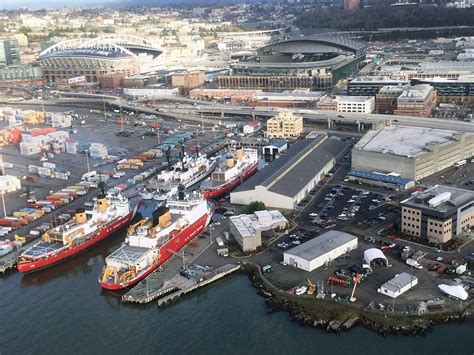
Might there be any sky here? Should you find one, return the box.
[1,0,119,10]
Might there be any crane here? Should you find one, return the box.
[349,274,363,303]
[127,219,147,235]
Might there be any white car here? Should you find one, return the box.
[436,256,443,261]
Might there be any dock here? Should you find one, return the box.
[122,233,215,304]
[0,253,17,273]
[157,264,240,307]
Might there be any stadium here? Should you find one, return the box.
[38,35,164,85]
[219,36,366,91]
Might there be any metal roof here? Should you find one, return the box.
[234,135,348,198]
[348,169,412,185]
[284,230,357,261]
[381,272,417,293]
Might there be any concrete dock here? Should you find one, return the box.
[157,264,240,307]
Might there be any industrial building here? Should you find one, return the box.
[283,230,358,272]
[400,185,474,244]
[380,273,418,298]
[346,170,415,190]
[38,35,164,85]
[231,134,348,209]
[347,76,409,96]
[219,36,366,91]
[262,140,288,162]
[266,111,304,139]
[352,126,474,181]
[317,95,375,113]
[229,210,288,252]
[393,84,437,117]
[0,64,43,87]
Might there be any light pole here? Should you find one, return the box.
[85,150,90,173]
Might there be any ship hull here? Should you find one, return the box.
[100,210,212,290]
[17,203,139,273]
[201,161,258,200]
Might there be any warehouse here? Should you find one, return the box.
[283,230,358,272]
[352,126,474,181]
[380,272,418,298]
[230,134,348,209]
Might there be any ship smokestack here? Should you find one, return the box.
[75,208,87,224]
[178,183,185,201]
[152,206,170,227]
[97,194,107,213]
[226,155,234,168]
[236,146,244,161]
[166,146,172,171]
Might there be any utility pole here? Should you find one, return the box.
[1,192,6,218]
[85,150,90,173]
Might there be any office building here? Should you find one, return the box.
[266,111,304,139]
[0,64,43,86]
[229,210,288,252]
[411,76,474,104]
[393,84,437,117]
[283,230,358,272]
[352,126,474,181]
[348,76,409,96]
[0,39,13,67]
[400,185,474,244]
[171,70,205,90]
[375,86,405,114]
[318,95,375,113]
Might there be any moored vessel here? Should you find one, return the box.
[17,192,139,273]
[99,185,213,290]
[200,146,258,199]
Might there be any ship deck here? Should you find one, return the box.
[23,242,64,259]
[108,245,147,264]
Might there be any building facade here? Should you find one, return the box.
[352,126,474,181]
[375,86,405,114]
[229,210,288,252]
[171,70,205,89]
[348,76,409,96]
[400,185,474,244]
[266,111,303,139]
[317,95,375,113]
[393,84,437,117]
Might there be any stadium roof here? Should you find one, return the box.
[40,48,133,59]
[234,134,348,198]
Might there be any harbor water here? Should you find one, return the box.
[0,205,473,354]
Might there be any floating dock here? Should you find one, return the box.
[0,253,17,273]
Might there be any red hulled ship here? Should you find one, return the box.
[200,147,258,199]
[17,192,139,273]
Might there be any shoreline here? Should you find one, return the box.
[239,263,473,335]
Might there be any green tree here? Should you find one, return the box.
[240,201,266,214]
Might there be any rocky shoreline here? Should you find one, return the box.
[240,264,473,336]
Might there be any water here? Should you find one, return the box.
[0,204,472,354]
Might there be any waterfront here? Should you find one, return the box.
[0,232,473,355]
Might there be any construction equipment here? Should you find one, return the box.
[127,219,147,235]
[349,274,364,302]
[15,235,27,243]
[306,278,316,295]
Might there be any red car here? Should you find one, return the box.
[388,235,398,240]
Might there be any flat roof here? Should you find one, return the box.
[354,126,474,158]
[348,169,412,185]
[398,84,433,100]
[234,135,347,198]
[402,185,474,213]
[230,210,288,239]
[284,230,357,261]
[381,272,417,293]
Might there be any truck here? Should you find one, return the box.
[406,258,423,269]
[216,237,224,247]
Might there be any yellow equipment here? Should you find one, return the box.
[127,219,147,235]
[306,278,316,295]
[15,235,27,243]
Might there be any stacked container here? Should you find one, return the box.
[89,143,108,160]
[65,139,78,154]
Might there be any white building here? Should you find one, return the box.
[283,230,358,272]
[380,272,418,298]
[242,120,261,134]
[336,96,375,114]
[229,210,288,252]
